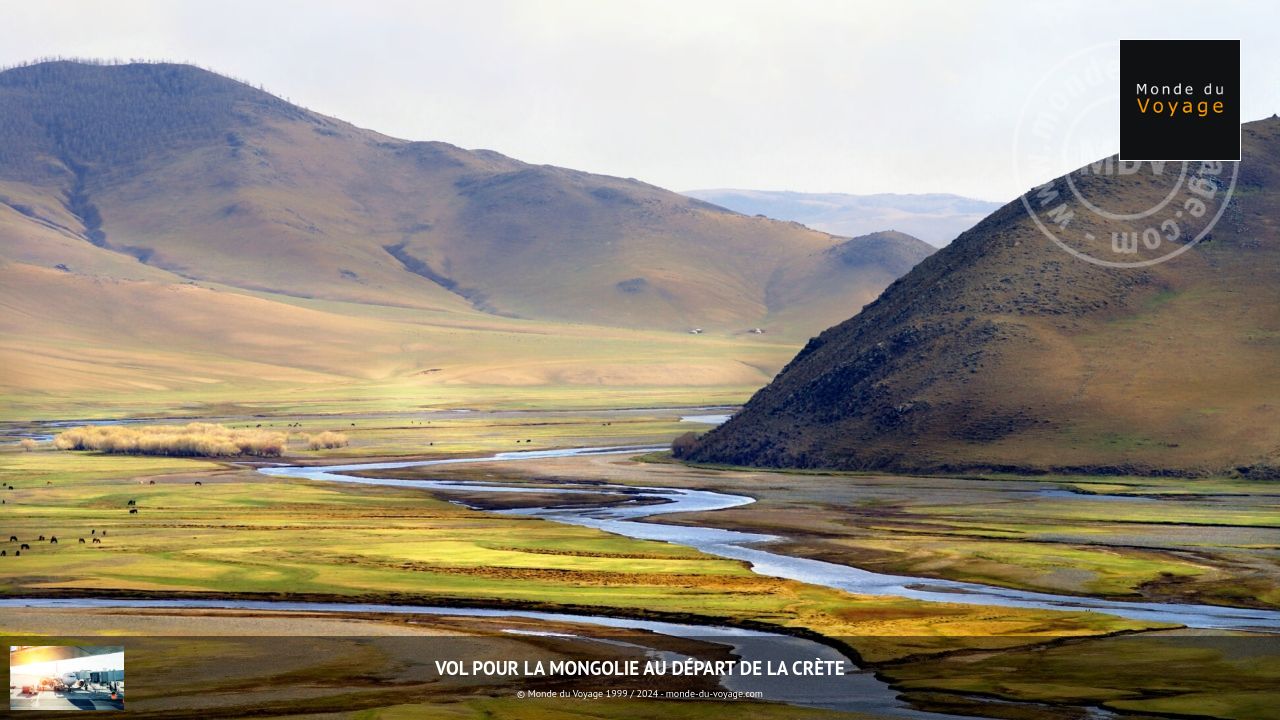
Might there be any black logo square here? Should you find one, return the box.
[1120,40,1240,161]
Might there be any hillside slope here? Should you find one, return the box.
[688,118,1280,476]
[765,231,934,330]
[0,61,930,337]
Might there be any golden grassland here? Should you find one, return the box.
[306,430,349,450]
[0,261,796,423]
[11,408,712,463]
[53,412,690,458]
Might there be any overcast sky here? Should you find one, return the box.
[2,1,1277,200]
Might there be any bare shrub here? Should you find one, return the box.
[19,438,37,452]
[54,423,286,457]
[307,431,349,450]
[671,431,700,459]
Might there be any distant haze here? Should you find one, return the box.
[0,2,1276,200]
[683,190,1000,247]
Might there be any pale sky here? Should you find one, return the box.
[1,0,1277,200]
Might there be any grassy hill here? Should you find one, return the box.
[688,118,1280,477]
[0,61,930,333]
[0,60,933,414]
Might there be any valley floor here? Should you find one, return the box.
[2,406,1278,719]
[454,453,1280,612]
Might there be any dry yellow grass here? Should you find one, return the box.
[53,422,286,457]
[0,262,794,421]
[306,431,349,450]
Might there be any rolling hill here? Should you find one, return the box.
[0,60,930,334]
[0,60,933,412]
[683,189,1000,247]
[687,117,1280,477]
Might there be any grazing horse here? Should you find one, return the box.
[49,536,57,544]
[92,529,96,534]
[19,543,30,550]
[92,538,101,544]
[194,481,202,486]
[37,535,44,541]
[126,500,135,506]
[79,538,86,544]
[8,535,16,542]
[129,508,138,514]
[148,480,155,485]
[1,550,5,556]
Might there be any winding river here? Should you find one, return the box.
[258,445,1280,633]
[9,442,1276,718]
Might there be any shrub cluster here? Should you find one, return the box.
[671,431,700,458]
[306,431,349,450]
[54,423,287,457]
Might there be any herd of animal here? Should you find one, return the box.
[5,526,108,556]
[3,479,201,556]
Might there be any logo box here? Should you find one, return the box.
[1119,39,1240,161]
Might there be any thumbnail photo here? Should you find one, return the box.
[9,646,124,711]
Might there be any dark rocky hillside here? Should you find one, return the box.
[687,117,1280,476]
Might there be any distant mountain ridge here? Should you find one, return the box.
[683,189,1000,247]
[0,61,932,338]
[0,60,936,401]
[687,118,1280,477]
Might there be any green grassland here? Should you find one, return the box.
[483,453,1280,611]
[888,631,1280,720]
[4,416,1279,719]
[0,448,1156,666]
